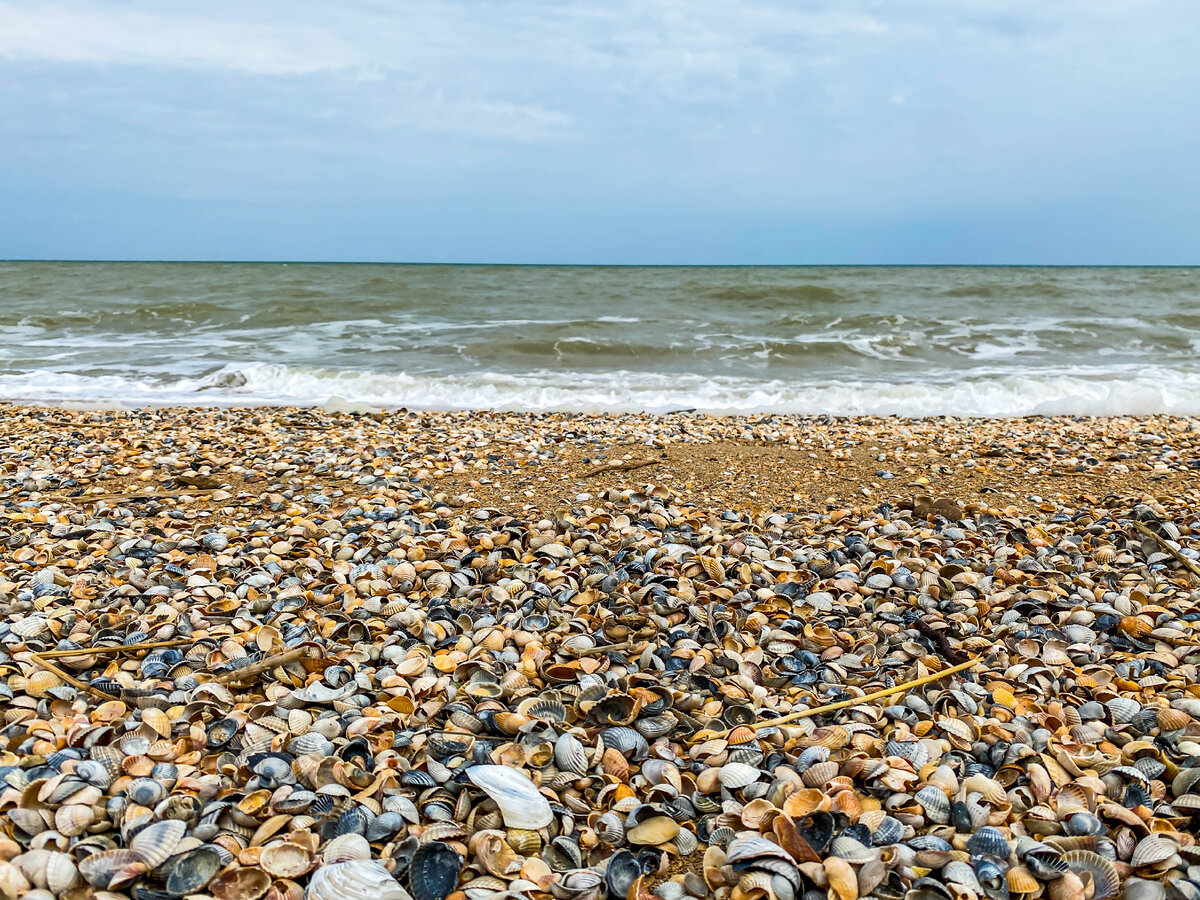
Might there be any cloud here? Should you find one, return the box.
[0,2,361,74]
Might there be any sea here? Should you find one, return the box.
[1,262,1198,417]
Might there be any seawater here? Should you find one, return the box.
[1,262,1198,416]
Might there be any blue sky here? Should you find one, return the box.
[1,1,1198,264]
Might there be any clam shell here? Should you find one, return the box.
[1130,836,1179,868]
[307,860,412,900]
[466,765,553,830]
[626,816,680,846]
[166,846,223,896]
[409,841,464,900]
[261,841,316,879]
[915,785,951,825]
[78,849,146,890]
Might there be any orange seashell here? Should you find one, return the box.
[602,747,630,782]
[1156,708,1191,731]
[727,725,757,745]
[783,787,827,818]
[824,856,858,900]
[1118,616,1153,637]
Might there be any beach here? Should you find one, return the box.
[2,404,1199,898]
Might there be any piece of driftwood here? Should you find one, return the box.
[215,647,309,684]
[28,639,191,701]
[562,639,642,658]
[1135,521,1200,578]
[697,656,983,740]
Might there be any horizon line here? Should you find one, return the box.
[3,258,1199,269]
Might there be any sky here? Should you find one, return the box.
[1,0,1198,264]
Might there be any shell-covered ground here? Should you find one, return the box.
[1,406,1199,900]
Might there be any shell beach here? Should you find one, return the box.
[1,405,1199,900]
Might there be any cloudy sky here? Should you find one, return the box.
[1,1,1197,263]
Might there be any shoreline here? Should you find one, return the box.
[3,403,1197,517]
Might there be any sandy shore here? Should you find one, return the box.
[3,404,1197,516]
[1,404,1199,900]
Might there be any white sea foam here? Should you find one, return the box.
[4,363,1200,417]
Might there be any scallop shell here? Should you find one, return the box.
[466,765,553,830]
[307,860,411,900]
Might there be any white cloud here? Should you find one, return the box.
[0,2,361,74]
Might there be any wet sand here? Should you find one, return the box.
[3,405,1197,517]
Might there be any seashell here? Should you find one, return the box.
[829,836,876,864]
[825,856,858,900]
[1064,812,1104,838]
[872,816,905,846]
[717,762,761,790]
[606,849,643,900]
[41,851,79,894]
[323,833,372,864]
[1007,866,1039,895]
[1130,835,1179,868]
[164,846,223,895]
[467,765,553,830]
[1106,698,1142,725]
[725,835,798,867]
[915,785,951,825]
[967,826,1012,860]
[408,840,464,900]
[78,849,147,890]
[209,866,271,900]
[626,816,680,846]
[307,860,411,900]
[260,841,316,878]
[802,760,840,788]
[130,818,187,868]
[1157,708,1191,732]
[554,732,588,775]
[54,803,96,837]
[1063,850,1121,900]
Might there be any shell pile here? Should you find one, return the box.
[1,407,1199,900]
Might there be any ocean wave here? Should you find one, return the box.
[4,363,1200,417]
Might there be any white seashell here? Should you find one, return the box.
[292,682,355,704]
[43,851,79,894]
[717,762,760,790]
[306,860,413,900]
[466,765,553,830]
[554,733,588,775]
[322,833,372,864]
